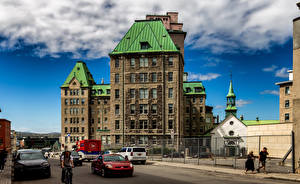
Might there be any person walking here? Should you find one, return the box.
[257,147,269,173]
[245,151,255,174]
[0,150,5,171]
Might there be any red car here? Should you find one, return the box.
[91,154,134,177]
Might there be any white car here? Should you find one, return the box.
[117,147,147,164]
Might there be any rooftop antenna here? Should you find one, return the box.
[230,71,232,81]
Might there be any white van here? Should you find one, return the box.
[117,147,147,164]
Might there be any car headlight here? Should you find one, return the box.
[130,163,133,168]
[41,162,50,167]
[106,164,113,169]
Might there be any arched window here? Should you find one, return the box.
[229,130,234,136]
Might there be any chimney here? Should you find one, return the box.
[183,72,188,82]
[167,12,178,23]
[240,115,244,121]
[256,117,259,122]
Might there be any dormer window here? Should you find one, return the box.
[186,87,191,93]
[140,42,151,50]
[195,87,201,93]
[98,90,103,95]
[106,89,111,94]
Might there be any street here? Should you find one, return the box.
[12,159,299,184]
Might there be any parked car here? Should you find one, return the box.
[117,147,147,164]
[91,154,133,177]
[71,151,83,166]
[12,149,51,180]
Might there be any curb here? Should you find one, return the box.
[149,161,300,182]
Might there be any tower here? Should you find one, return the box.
[225,78,237,118]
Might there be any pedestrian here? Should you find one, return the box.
[245,151,255,174]
[0,150,5,171]
[257,147,269,173]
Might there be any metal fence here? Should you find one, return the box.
[102,134,294,173]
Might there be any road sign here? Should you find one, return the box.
[67,134,70,137]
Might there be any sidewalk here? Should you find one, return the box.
[148,161,300,182]
[0,154,11,184]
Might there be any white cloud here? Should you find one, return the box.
[0,0,297,58]
[188,72,221,81]
[260,90,279,95]
[275,67,289,78]
[262,65,277,72]
[215,105,224,109]
[236,99,252,107]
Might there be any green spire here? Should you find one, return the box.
[226,80,236,97]
[225,78,237,118]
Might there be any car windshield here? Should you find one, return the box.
[133,148,145,152]
[104,155,126,162]
[20,152,44,160]
[71,151,79,156]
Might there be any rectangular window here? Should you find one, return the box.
[140,58,148,67]
[168,104,173,114]
[130,58,135,67]
[115,58,119,68]
[285,100,290,108]
[130,104,135,114]
[168,88,173,98]
[81,99,85,105]
[115,89,120,99]
[152,120,157,129]
[81,108,85,114]
[130,73,135,83]
[65,99,68,105]
[115,104,120,115]
[152,73,157,82]
[106,89,110,94]
[152,88,157,99]
[168,57,173,66]
[192,107,196,114]
[139,73,148,83]
[65,90,68,96]
[81,90,84,95]
[168,72,173,82]
[285,86,290,95]
[115,73,120,83]
[139,104,148,114]
[152,57,157,66]
[65,127,68,133]
[64,118,68,124]
[151,104,157,114]
[81,117,84,123]
[195,87,201,93]
[200,96,203,103]
[65,136,68,143]
[139,120,148,129]
[115,120,120,129]
[285,113,290,121]
[115,135,120,144]
[70,90,73,96]
[130,89,135,98]
[168,120,173,129]
[130,120,135,129]
[139,88,149,99]
[186,107,190,113]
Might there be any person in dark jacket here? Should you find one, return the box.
[257,147,269,173]
[0,150,5,171]
[245,151,255,173]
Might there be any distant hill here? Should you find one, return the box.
[16,132,61,139]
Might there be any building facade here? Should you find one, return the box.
[60,12,214,149]
[276,70,294,123]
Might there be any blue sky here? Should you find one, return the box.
[0,0,297,132]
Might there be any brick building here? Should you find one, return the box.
[60,12,214,149]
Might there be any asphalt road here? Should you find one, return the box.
[12,159,298,184]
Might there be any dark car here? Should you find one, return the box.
[71,151,83,166]
[91,154,133,177]
[13,149,51,180]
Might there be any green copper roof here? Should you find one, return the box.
[91,85,111,96]
[110,20,179,55]
[183,82,206,95]
[227,80,236,97]
[61,61,95,88]
[242,120,280,126]
[225,105,237,111]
